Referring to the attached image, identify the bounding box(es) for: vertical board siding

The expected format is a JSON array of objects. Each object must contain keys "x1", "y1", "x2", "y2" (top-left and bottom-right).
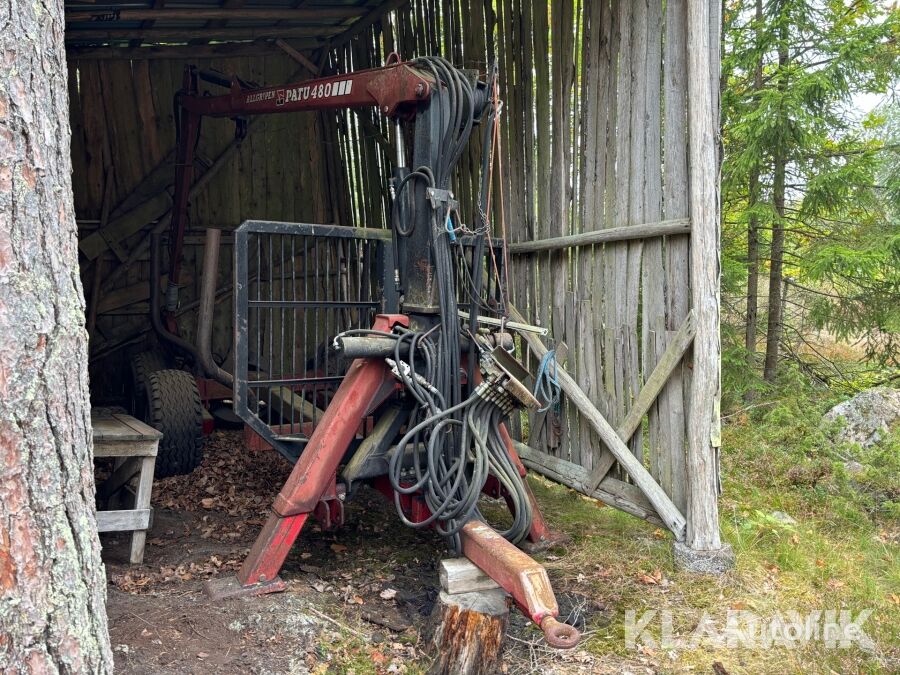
[
  {"x1": 71, "y1": 0, "x2": 697, "y2": 525},
  {"x1": 662, "y1": 0, "x2": 691, "y2": 513},
  {"x1": 70, "y1": 52, "x2": 337, "y2": 400}
]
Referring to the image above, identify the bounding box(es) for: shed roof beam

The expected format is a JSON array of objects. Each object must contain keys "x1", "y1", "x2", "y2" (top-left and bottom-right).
[
  {"x1": 65, "y1": 24, "x2": 336, "y2": 42},
  {"x1": 66, "y1": 7, "x2": 364, "y2": 22}
]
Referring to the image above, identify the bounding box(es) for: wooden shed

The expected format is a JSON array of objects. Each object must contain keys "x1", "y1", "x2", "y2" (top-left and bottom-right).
[{"x1": 69, "y1": 0, "x2": 732, "y2": 569}]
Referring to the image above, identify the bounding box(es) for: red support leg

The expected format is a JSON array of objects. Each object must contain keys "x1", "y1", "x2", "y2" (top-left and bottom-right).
[
  {"x1": 498, "y1": 424, "x2": 567, "y2": 549},
  {"x1": 205, "y1": 316, "x2": 407, "y2": 599},
  {"x1": 465, "y1": 355, "x2": 562, "y2": 548},
  {"x1": 271, "y1": 357, "x2": 397, "y2": 516},
  {"x1": 236, "y1": 513, "x2": 308, "y2": 587}
]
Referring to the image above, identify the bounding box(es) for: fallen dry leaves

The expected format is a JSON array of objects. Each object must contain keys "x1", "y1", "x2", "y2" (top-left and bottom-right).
[
  {"x1": 153, "y1": 431, "x2": 292, "y2": 518},
  {"x1": 637, "y1": 569, "x2": 664, "y2": 585},
  {"x1": 110, "y1": 554, "x2": 242, "y2": 594}
]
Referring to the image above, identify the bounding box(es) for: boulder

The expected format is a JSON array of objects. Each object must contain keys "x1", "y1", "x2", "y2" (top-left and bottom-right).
[
  {"x1": 770, "y1": 511, "x2": 798, "y2": 526},
  {"x1": 823, "y1": 386, "x2": 900, "y2": 449}
]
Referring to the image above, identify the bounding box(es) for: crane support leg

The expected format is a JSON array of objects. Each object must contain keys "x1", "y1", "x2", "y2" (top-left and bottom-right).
[
  {"x1": 460, "y1": 521, "x2": 581, "y2": 649},
  {"x1": 205, "y1": 315, "x2": 406, "y2": 600}
]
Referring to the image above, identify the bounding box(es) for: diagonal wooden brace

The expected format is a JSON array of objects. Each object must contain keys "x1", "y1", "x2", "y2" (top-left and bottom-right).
[
  {"x1": 585, "y1": 311, "x2": 696, "y2": 491},
  {"x1": 509, "y1": 305, "x2": 687, "y2": 540}
]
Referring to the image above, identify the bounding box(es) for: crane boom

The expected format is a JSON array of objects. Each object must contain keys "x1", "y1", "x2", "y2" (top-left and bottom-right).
[
  {"x1": 177, "y1": 61, "x2": 433, "y2": 118},
  {"x1": 164, "y1": 60, "x2": 434, "y2": 324}
]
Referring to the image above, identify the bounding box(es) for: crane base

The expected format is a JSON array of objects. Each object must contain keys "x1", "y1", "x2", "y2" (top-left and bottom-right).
[{"x1": 204, "y1": 574, "x2": 286, "y2": 600}]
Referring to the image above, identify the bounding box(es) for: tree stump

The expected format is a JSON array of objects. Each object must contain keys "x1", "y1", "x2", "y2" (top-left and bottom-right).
[
  {"x1": 427, "y1": 557, "x2": 512, "y2": 673},
  {"x1": 428, "y1": 588, "x2": 510, "y2": 675}
]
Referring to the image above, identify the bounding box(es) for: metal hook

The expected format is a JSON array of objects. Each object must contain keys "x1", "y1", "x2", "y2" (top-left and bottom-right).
[{"x1": 540, "y1": 616, "x2": 581, "y2": 649}]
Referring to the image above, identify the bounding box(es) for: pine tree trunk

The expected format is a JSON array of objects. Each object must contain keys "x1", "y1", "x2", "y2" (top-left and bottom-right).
[
  {"x1": 763, "y1": 158, "x2": 786, "y2": 382},
  {"x1": 745, "y1": 170, "x2": 760, "y2": 361},
  {"x1": 743, "y1": 0, "x2": 764, "y2": 384},
  {"x1": 763, "y1": 33, "x2": 789, "y2": 383},
  {"x1": 0, "y1": 0, "x2": 114, "y2": 669}
]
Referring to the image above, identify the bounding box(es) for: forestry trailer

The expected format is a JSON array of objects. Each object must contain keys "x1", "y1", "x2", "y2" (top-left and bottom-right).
[{"x1": 149, "y1": 54, "x2": 581, "y2": 649}]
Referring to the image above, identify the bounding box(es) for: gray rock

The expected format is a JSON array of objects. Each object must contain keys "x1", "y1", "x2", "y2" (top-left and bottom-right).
[
  {"x1": 844, "y1": 460, "x2": 865, "y2": 475},
  {"x1": 823, "y1": 386, "x2": 900, "y2": 449},
  {"x1": 673, "y1": 542, "x2": 735, "y2": 574},
  {"x1": 770, "y1": 511, "x2": 797, "y2": 525}
]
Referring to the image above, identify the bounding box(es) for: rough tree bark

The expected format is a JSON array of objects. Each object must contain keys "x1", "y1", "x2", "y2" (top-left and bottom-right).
[
  {"x1": 745, "y1": 171, "x2": 760, "y2": 359},
  {"x1": 763, "y1": 150, "x2": 786, "y2": 382},
  {"x1": 0, "y1": 0, "x2": 114, "y2": 669}
]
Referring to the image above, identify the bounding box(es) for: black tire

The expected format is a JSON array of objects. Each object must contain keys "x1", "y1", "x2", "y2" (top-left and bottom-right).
[
  {"x1": 146, "y1": 369, "x2": 205, "y2": 478},
  {"x1": 131, "y1": 350, "x2": 169, "y2": 399}
]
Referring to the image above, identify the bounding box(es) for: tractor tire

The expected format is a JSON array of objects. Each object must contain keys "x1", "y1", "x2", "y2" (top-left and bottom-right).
[
  {"x1": 130, "y1": 350, "x2": 169, "y2": 399},
  {"x1": 146, "y1": 369, "x2": 205, "y2": 478}
]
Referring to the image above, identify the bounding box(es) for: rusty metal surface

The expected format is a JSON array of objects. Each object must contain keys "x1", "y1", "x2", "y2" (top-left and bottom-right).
[
  {"x1": 460, "y1": 520, "x2": 581, "y2": 648},
  {"x1": 178, "y1": 62, "x2": 431, "y2": 118},
  {"x1": 203, "y1": 574, "x2": 287, "y2": 601},
  {"x1": 540, "y1": 616, "x2": 581, "y2": 650}
]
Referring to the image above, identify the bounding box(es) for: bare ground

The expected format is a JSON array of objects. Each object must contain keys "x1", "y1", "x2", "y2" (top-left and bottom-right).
[{"x1": 100, "y1": 431, "x2": 636, "y2": 674}]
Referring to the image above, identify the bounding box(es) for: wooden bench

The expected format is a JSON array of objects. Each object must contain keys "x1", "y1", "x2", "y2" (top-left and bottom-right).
[{"x1": 92, "y1": 411, "x2": 162, "y2": 564}]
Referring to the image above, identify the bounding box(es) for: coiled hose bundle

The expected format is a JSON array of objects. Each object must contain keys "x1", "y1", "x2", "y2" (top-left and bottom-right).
[
  {"x1": 336, "y1": 327, "x2": 534, "y2": 553},
  {"x1": 340, "y1": 57, "x2": 532, "y2": 553}
]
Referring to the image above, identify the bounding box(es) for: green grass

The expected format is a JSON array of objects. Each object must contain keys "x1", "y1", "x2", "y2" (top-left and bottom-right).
[{"x1": 525, "y1": 375, "x2": 900, "y2": 673}]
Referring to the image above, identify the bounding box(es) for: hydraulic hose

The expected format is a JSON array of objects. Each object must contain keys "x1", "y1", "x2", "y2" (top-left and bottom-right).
[
  {"x1": 150, "y1": 232, "x2": 202, "y2": 362},
  {"x1": 378, "y1": 57, "x2": 532, "y2": 554}
]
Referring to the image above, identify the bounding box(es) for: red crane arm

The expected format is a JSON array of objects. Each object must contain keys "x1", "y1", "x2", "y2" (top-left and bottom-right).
[
  {"x1": 178, "y1": 62, "x2": 433, "y2": 117},
  {"x1": 162, "y1": 61, "x2": 432, "y2": 328}
]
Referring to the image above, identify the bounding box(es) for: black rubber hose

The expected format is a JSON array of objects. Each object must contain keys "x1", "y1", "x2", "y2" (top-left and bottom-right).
[{"x1": 150, "y1": 233, "x2": 202, "y2": 362}]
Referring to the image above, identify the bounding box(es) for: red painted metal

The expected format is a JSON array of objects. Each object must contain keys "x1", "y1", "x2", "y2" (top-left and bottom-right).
[
  {"x1": 215, "y1": 313, "x2": 579, "y2": 648},
  {"x1": 237, "y1": 512, "x2": 309, "y2": 586},
  {"x1": 231, "y1": 315, "x2": 407, "y2": 588},
  {"x1": 195, "y1": 377, "x2": 233, "y2": 403},
  {"x1": 469, "y1": 359, "x2": 558, "y2": 546},
  {"x1": 201, "y1": 412, "x2": 215, "y2": 436},
  {"x1": 166, "y1": 66, "x2": 202, "y2": 297},
  {"x1": 371, "y1": 478, "x2": 578, "y2": 646},
  {"x1": 180, "y1": 62, "x2": 431, "y2": 119},
  {"x1": 460, "y1": 520, "x2": 581, "y2": 649},
  {"x1": 244, "y1": 422, "x2": 316, "y2": 453},
  {"x1": 313, "y1": 489, "x2": 345, "y2": 531},
  {"x1": 166, "y1": 60, "x2": 430, "y2": 310},
  {"x1": 271, "y1": 324, "x2": 405, "y2": 516},
  {"x1": 498, "y1": 424, "x2": 558, "y2": 546},
  {"x1": 243, "y1": 419, "x2": 376, "y2": 453},
  {"x1": 371, "y1": 476, "x2": 431, "y2": 525}
]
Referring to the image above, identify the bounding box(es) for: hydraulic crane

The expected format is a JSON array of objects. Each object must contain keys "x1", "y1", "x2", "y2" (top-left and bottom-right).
[{"x1": 157, "y1": 54, "x2": 581, "y2": 649}]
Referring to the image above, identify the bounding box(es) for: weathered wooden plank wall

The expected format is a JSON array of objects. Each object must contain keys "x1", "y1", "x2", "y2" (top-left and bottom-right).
[
  {"x1": 330, "y1": 0, "x2": 701, "y2": 519},
  {"x1": 71, "y1": 0, "x2": 715, "y2": 532},
  {"x1": 70, "y1": 53, "x2": 339, "y2": 399}
]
